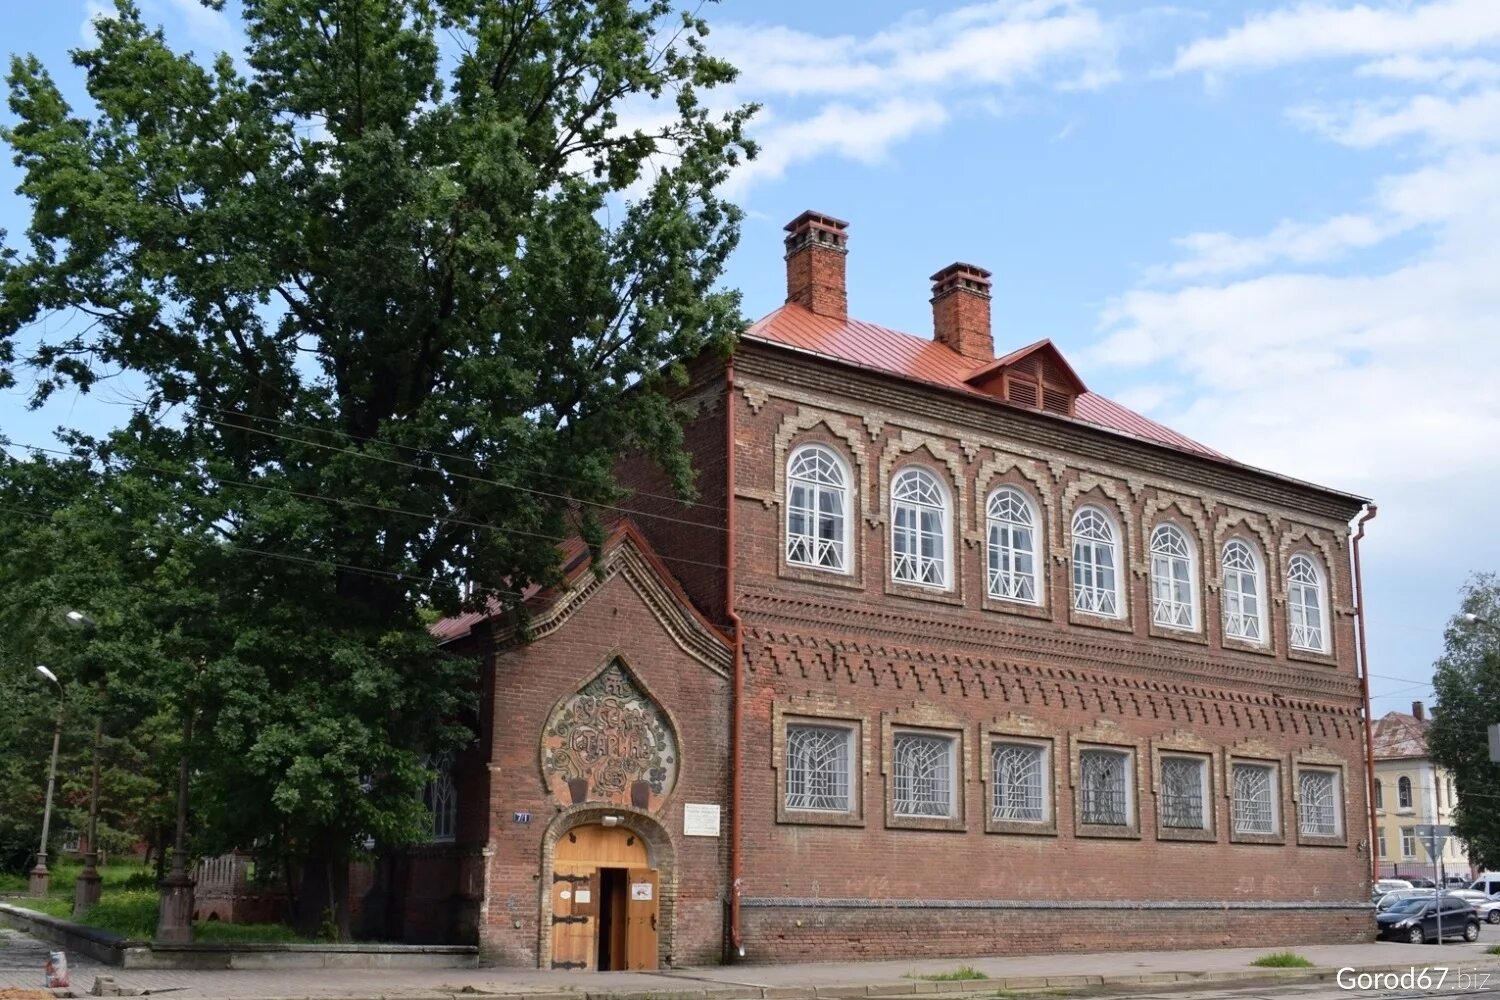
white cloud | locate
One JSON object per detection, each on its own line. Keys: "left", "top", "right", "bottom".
{"left": 1356, "top": 54, "right": 1500, "bottom": 89}
{"left": 80, "top": 0, "right": 114, "bottom": 44}
{"left": 1291, "top": 88, "right": 1500, "bottom": 148}
{"left": 711, "top": 0, "right": 1118, "bottom": 195}
{"left": 1172, "top": 0, "right": 1500, "bottom": 76}
{"left": 1156, "top": 214, "right": 1400, "bottom": 280}
{"left": 157, "top": 0, "right": 241, "bottom": 51}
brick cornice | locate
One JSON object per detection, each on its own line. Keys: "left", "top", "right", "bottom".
{"left": 736, "top": 587, "right": 1360, "bottom": 707}
{"left": 734, "top": 344, "right": 1366, "bottom": 524}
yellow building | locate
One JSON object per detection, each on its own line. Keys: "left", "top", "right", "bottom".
{"left": 1372, "top": 703, "right": 1469, "bottom": 880}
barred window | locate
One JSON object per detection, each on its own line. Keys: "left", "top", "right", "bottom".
{"left": 786, "top": 724, "right": 853, "bottom": 812}
{"left": 1072, "top": 507, "right": 1120, "bottom": 616}
{"left": 1079, "top": 748, "right": 1131, "bottom": 827}
{"left": 1374, "top": 778, "right": 1383, "bottom": 810}
{"left": 986, "top": 488, "right": 1040, "bottom": 604}
{"left": 1398, "top": 775, "right": 1412, "bottom": 808}
{"left": 787, "top": 445, "right": 849, "bottom": 572}
{"left": 1150, "top": 524, "right": 1197, "bottom": 629}
{"left": 991, "top": 742, "right": 1047, "bottom": 822}
{"left": 1288, "top": 553, "right": 1327, "bottom": 651}
{"left": 1159, "top": 756, "right": 1207, "bottom": 830}
{"left": 1232, "top": 762, "right": 1278, "bottom": 835}
{"left": 893, "top": 732, "right": 956, "bottom": 818}
{"left": 1298, "top": 769, "right": 1340, "bottom": 837}
{"left": 891, "top": 468, "right": 949, "bottom": 588}
{"left": 1221, "top": 539, "right": 1264, "bottom": 642}
{"left": 425, "top": 752, "right": 457, "bottom": 843}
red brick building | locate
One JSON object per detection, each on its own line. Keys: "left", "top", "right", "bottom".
{"left": 415, "top": 211, "right": 1376, "bottom": 969}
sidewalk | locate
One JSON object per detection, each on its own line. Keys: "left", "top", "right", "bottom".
{"left": 6, "top": 927, "right": 1500, "bottom": 1000}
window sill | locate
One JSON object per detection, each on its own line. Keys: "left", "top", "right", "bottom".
{"left": 886, "top": 812, "right": 968, "bottom": 833}
{"left": 1157, "top": 826, "right": 1217, "bottom": 843}
{"left": 981, "top": 594, "right": 1052, "bottom": 621}
{"left": 1150, "top": 622, "right": 1210, "bottom": 646}
{"left": 1287, "top": 645, "right": 1338, "bottom": 668}
{"left": 1297, "top": 832, "right": 1348, "bottom": 848}
{"left": 1229, "top": 830, "right": 1286, "bottom": 846}
{"left": 885, "top": 579, "right": 965, "bottom": 607}
{"left": 1068, "top": 609, "right": 1133, "bottom": 634}
{"left": 777, "top": 808, "right": 865, "bottom": 829}
{"left": 1222, "top": 635, "right": 1275, "bottom": 657}
{"left": 986, "top": 817, "right": 1058, "bottom": 837}
{"left": 779, "top": 561, "right": 865, "bottom": 590}
{"left": 1075, "top": 822, "right": 1141, "bottom": 840}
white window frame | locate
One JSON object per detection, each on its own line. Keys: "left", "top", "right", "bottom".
{"left": 1150, "top": 523, "right": 1198, "bottom": 630}
{"left": 891, "top": 730, "right": 958, "bottom": 819}
{"left": 1377, "top": 830, "right": 1387, "bottom": 858}
{"left": 1071, "top": 505, "right": 1123, "bottom": 618}
{"left": 1398, "top": 775, "right": 1412, "bottom": 809}
{"left": 1231, "top": 761, "right": 1280, "bottom": 836}
{"left": 785, "top": 444, "right": 852, "bottom": 574}
{"left": 425, "top": 752, "right": 458, "bottom": 844}
{"left": 785, "top": 723, "right": 856, "bottom": 814}
{"left": 1159, "top": 754, "right": 1211, "bottom": 831}
{"left": 991, "top": 740, "right": 1050, "bottom": 824}
{"left": 1220, "top": 538, "right": 1266, "bottom": 643}
{"left": 1287, "top": 552, "right": 1329, "bottom": 652}
{"left": 1297, "top": 767, "right": 1342, "bottom": 838}
{"left": 1374, "top": 779, "right": 1384, "bottom": 811}
{"left": 1401, "top": 826, "right": 1417, "bottom": 860}
{"left": 986, "top": 487, "right": 1042, "bottom": 605}
{"left": 1078, "top": 747, "right": 1135, "bottom": 828}
{"left": 890, "top": 467, "right": 951, "bottom": 590}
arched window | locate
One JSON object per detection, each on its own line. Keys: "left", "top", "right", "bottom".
{"left": 1374, "top": 779, "right": 1384, "bottom": 810}
{"left": 1071, "top": 505, "right": 1121, "bottom": 616}
{"left": 786, "top": 444, "right": 850, "bottom": 572}
{"left": 891, "top": 468, "right": 949, "bottom": 588}
{"left": 1288, "top": 553, "right": 1328, "bottom": 651}
{"left": 1398, "top": 776, "right": 1412, "bottom": 809}
{"left": 1221, "top": 539, "right": 1264, "bottom": 642}
{"left": 1150, "top": 523, "right": 1197, "bottom": 629}
{"left": 986, "top": 487, "right": 1041, "bottom": 603}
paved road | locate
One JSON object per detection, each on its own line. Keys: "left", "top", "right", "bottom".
{"left": 6, "top": 920, "right": 1500, "bottom": 998}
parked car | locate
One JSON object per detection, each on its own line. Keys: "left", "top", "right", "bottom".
{"left": 1472, "top": 873, "right": 1500, "bottom": 896}
{"left": 1374, "top": 878, "right": 1414, "bottom": 898}
{"left": 1443, "top": 888, "right": 1500, "bottom": 924}
{"left": 1377, "top": 889, "right": 1436, "bottom": 911}
{"left": 1376, "top": 896, "right": 1481, "bottom": 943}
{"left": 1405, "top": 877, "right": 1437, "bottom": 888}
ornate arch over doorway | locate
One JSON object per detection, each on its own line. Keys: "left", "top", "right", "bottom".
{"left": 538, "top": 805, "right": 678, "bottom": 970}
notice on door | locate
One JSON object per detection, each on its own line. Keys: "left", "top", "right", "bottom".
{"left": 683, "top": 803, "right": 721, "bottom": 837}
{"left": 631, "top": 882, "right": 654, "bottom": 901}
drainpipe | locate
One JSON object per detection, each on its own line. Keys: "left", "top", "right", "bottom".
{"left": 724, "top": 359, "right": 745, "bottom": 960}
{"left": 1352, "top": 504, "right": 1378, "bottom": 882}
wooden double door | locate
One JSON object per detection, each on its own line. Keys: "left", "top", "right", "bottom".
{"left": 550, "top": 824, "right": 660, "bottom": 971}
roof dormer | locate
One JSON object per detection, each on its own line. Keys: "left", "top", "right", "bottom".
{"left": 963, "top": 339, "right": 1086, "bottom": 417}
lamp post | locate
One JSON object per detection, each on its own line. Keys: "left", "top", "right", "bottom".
{"left": 28, "top": 665, "right": 65, "bottom": 896}
{"left": 65, "top": 610, "right": 104, "bottom": 917}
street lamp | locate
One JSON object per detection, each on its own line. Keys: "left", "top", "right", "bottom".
{"left": 1464, "top": 613, "right": 1495, "bottom": 630}
{"left": 29, "top": 665, "right": 65, "bottom": 897}
{"left": 64, "top": 610, "right": 104, "bottom": 917}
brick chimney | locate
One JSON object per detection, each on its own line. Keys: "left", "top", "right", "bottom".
{"left": 1412, "top": 701, "right": 1425, "bottom": 721}
{"left": 931, "top": 262, "right": 993, "bottom": 362}
{"left": 784, "top": 211, "right": 848, "bottom": 320}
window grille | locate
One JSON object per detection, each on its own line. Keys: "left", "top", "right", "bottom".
{"left": 893, "top": 733, "right": 954, "bottom": 817}
{"left": 1160, "top": 756, "right": 1206, "bottom": 829}
{"left": 1079, "top": 749, "right": 1130, "bottom": 826}
{"left": 1221, "top": 539, "right": 1263, "bottom": 641}
{"left": 986, "top": 488, "right": 1039, "bottom": 603}
{"left": 1232, "top": 763, "right": 1276, "bottom": 834}
{"left": 1374, "top": 779, "right": 1384, "bottom": 809}
{"left": 1298, "top": 770, "right": 1338, "bottom": 836}
{"left": 1071, "top": 507, "right": 1119, "bottom": 615}
{"left": 1150, "top": 524, "right": 1196, "bottom": 628}
{"left": 1398, "top": 775, "right": 1412, "bottom": 808}
{"left": 425, "top": 752, "right": 457, "bottom": 843}
{"left": 991, "top": 742, "right": 1046, "bottom": 822}
{"left": 1288, "top": 554, "right": 1325, "bottom": 650}
{"left": 787, "top": 446, "right": 848, "bottom": 571}
{"left": 786, "top": 725, "right": 852, "bottom": 812}
{"left": 891, "top": 469, "right": 948, "bottom": 587}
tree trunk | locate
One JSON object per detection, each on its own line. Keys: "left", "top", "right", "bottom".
{"left": 292, "top": 843, "right": 352, "bottom": 941}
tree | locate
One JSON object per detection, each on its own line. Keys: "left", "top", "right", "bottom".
{"left": 1, "top": 0, "right": 752, "bottom": 936}
{"left": 1427, "top": 574, "right": 1500, "bottom": 868}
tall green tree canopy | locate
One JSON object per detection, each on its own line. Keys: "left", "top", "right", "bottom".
{"left": 1427, "top": 574, "right": 1500, "bottom": 868}
{"left": 1, "top": 0, "right": 752, "bottom": 933}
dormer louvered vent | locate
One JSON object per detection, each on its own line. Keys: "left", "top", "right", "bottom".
{"left": 963, "top": 339, "right": 1087, "bottom": 418}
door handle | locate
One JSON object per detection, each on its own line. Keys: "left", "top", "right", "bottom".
{"left": 651, "top": 913, "right": 657, "bottom": 932}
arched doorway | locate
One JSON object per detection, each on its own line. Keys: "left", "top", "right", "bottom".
{"left": 545, "top": 817, "right": 666, "bottom": 971}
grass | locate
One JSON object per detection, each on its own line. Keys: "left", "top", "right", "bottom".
{"left": 1486, "top": 945, "right": 1500, "bottom": 956}
{"left": 1250, "top": 952, "right": 1315, "bottom": 969}
{"left": 913, "top": 966, "right": 989, "bottom": 981}
{"left": 2, "top": 861, "right": 314, "bottom": 944}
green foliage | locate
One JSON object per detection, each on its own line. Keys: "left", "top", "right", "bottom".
{"left": 914, "top": 966, "right": 989, "bottom": 981}
{"left": 0, "top": 0, "right": 752, "bottom": 938}
{"left": 1250, "top": 952, "right": 1314, "bottom": 968}
{"left": 1427, "top": 574, "right": 1500, "bottom": 868}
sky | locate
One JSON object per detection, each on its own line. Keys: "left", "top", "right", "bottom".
{"left": 2, "top": 0, "right": 1498, "bottom": 718}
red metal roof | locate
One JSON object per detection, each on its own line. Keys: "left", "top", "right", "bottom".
{"left": 745, "top": 304, "right": 1229, "bottom": 462}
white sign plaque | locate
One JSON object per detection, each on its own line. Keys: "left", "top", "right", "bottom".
{"left": 631, "top": 882, "right": 653, "bottom": 901}
{"left": 684, "top": 803, "right": 722, "bottom": 837}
